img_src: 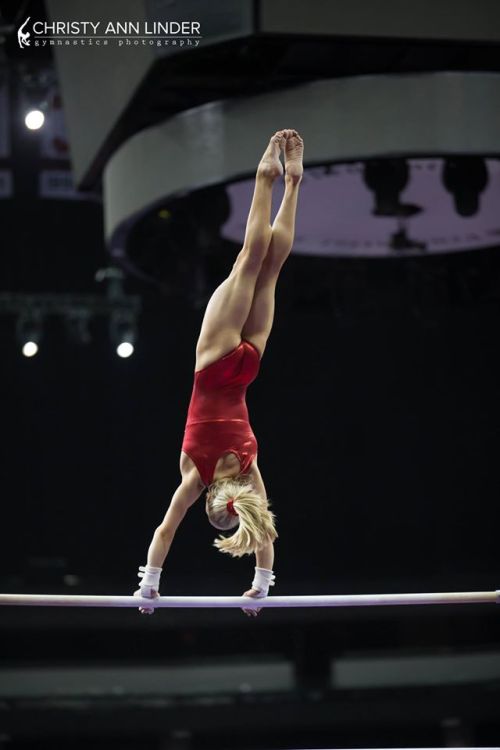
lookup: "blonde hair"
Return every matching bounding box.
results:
[206,475,278,558]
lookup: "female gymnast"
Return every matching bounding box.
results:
[134,128,304,615]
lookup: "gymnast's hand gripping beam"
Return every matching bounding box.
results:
[0,591,499,609]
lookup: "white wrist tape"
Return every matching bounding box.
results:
[138,565,162,596]
[251,567,276,598]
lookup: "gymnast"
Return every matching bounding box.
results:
[134,128,304,615]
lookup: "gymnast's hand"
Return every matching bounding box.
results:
[241,588,263,617]
[133,587,160,615]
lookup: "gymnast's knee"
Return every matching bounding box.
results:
[236,244,268,275]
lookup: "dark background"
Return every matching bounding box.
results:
[1,1,500,749]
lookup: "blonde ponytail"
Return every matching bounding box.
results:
[206,475,277,558]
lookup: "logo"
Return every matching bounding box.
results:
[16,17,202,49]
[18,17,31,48]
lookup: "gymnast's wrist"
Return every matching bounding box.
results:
[138,564,162,595]
[251,567,276,598]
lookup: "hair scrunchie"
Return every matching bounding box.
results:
[226,498,238,516]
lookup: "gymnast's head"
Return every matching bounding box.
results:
[205,475,278,558]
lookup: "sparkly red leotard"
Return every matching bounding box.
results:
[182,340,261,486]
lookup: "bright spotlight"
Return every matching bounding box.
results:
[110,310,137,358]
[25,109,45,130]
[22,341,39,358]
[117,342,134,358]
[17,311,43,357]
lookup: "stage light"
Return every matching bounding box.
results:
[22,341,38,357]
[17,312,42,357]
[110,310,137,358]
[363,158,421,218]
[25,109,45,130]
[117,341,134,358]
[442,156,489,217]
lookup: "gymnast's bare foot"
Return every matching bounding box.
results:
[283,129,304,184]
[257,130,286,180]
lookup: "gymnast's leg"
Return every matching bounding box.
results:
[194,130,286,369]
[237,130,303,616]
[241,130,304,357]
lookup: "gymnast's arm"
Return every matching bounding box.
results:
[241,462,275,615]
[135,470,204,614]
[248,461,275,575]
[148,469,204,568]
[146,467,205,569]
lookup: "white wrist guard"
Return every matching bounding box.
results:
[138,565,162,596]
[251,567,276,598]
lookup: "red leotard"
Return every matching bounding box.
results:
[182,340,260,486]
